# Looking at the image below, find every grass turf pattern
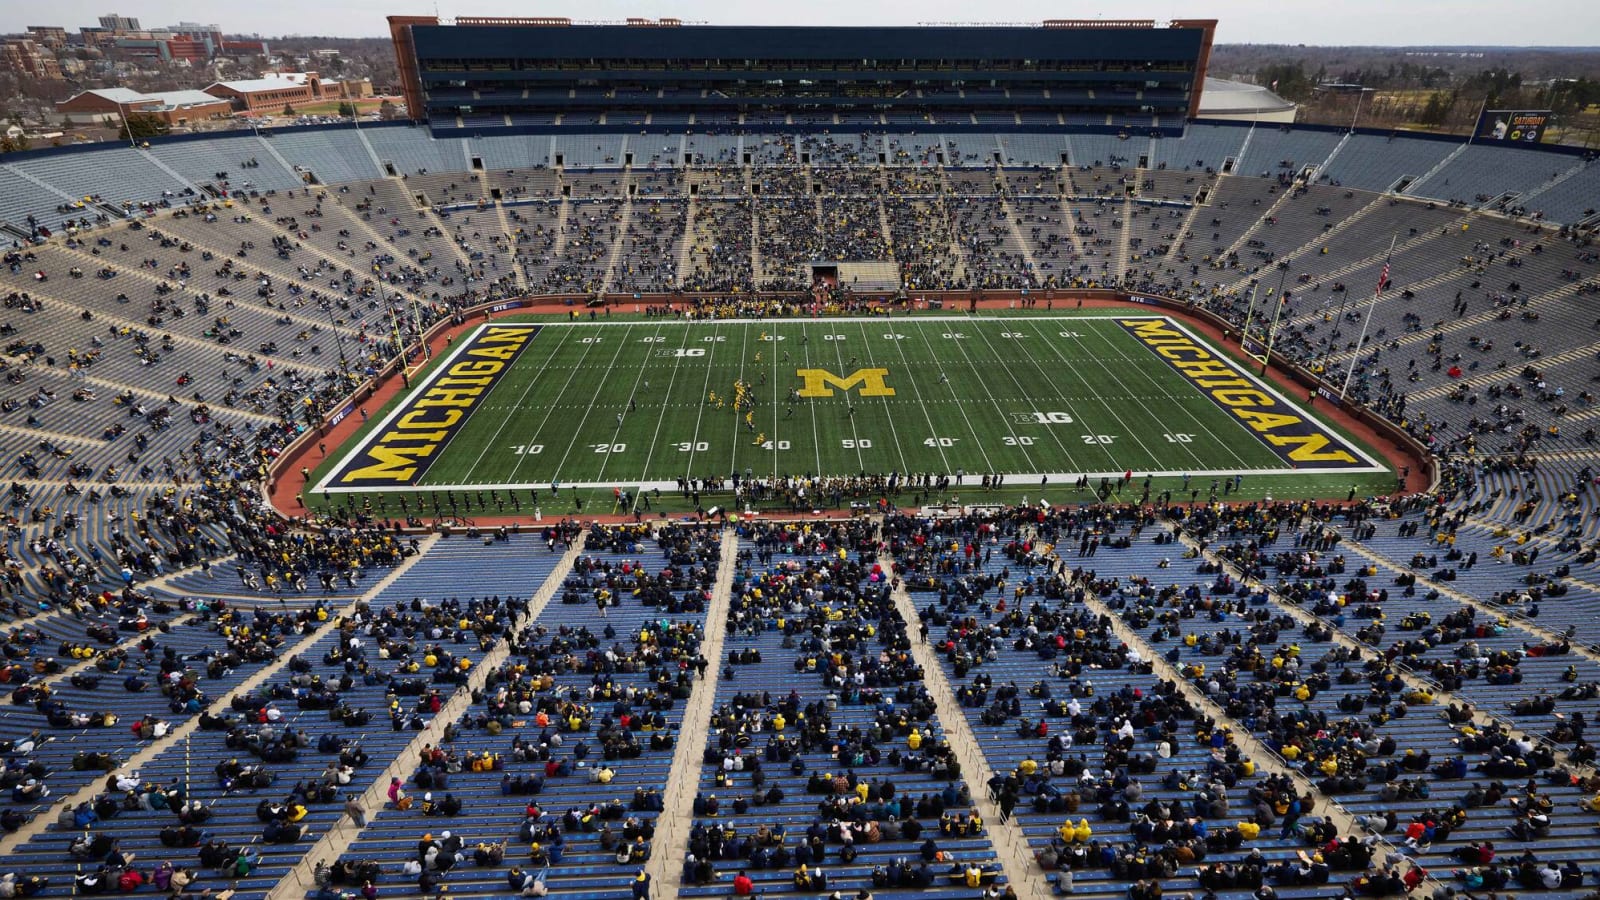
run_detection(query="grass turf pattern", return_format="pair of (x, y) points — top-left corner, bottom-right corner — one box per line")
(314, 314), (1390, 512)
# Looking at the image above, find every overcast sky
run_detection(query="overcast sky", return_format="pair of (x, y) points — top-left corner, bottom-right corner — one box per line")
(5, 0), (1597, 46)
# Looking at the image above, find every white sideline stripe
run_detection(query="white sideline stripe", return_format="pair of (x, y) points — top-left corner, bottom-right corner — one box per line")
(314, 464), (1387, 495)
(314, 315), (1388, 495)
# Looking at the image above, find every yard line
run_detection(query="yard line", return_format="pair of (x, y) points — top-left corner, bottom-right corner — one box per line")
(910, 323), (997, 475)
(683, 321), (723, 481)
(545, 323), (639, 487)
(726, 322), (751, 477)
(322, 461), (1350, 496)
(883, 322), (953, 474)
(799, 324), (823, 475)
(458, 326), (580, 486)
(967, 321), (1107, 470)
(594, 321), (669, 487)
(628, 324), (697, 506)
(829, 327), (866, 471)
(951, 322), (1054, 473)
(857, 318), (908, 474)
(1015, 319), (1163, 469)
(769, 326), (781, 486)
(1077, 321), (1253, 470)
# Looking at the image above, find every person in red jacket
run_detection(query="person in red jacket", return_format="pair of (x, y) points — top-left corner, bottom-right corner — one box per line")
(733, 871), (754, 896)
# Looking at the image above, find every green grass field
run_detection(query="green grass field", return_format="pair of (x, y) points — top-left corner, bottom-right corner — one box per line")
(310, 313), (1394, 516)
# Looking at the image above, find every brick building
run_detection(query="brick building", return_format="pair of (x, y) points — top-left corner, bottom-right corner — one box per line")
(204, 71), (367, 114)
(56, 87), (233, 126)
(1, 38), (63, 80)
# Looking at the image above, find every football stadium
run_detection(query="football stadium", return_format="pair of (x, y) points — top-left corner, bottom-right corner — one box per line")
(0, 13), (1595, 900)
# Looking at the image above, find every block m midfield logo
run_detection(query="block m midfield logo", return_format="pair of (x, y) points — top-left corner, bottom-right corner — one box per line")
(794, 367), (896, 398)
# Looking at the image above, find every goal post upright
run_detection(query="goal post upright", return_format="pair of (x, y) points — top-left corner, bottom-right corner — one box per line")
(1238, 279), (1266, 364)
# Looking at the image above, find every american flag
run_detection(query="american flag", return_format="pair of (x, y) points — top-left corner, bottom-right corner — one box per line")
(1375, 261), (1391, 293)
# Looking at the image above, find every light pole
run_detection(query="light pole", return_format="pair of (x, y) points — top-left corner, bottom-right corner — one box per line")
(321, 299), (349, 372)
(116, 100), (137, 149)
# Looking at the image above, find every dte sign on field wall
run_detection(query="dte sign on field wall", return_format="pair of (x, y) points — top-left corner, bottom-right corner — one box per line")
(328, 325), (541, 487)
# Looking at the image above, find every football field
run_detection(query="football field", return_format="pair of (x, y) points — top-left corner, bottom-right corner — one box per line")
(313, 314), (1391, 511)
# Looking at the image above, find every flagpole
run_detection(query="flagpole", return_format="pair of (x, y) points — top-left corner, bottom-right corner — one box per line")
(1340, 234), (1397, 401)
(1467, 96), (1489, 146)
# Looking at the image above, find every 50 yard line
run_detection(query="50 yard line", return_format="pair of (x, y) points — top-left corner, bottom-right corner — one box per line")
(830, 325), (866, 471)
(770, 324), (780, 487)
(852, 320), (909, 476)
(800, 325), (823, 476)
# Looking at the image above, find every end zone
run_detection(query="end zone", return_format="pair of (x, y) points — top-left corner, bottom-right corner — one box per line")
(1116, 316), (1383, 474)
(317, 324), (541, 492)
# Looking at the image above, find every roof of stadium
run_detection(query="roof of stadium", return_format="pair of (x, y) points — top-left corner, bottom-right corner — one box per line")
(58, 87), (224, 110)
(1199, 77), (1297, 116)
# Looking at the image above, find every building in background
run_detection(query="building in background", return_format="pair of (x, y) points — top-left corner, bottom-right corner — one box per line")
(97, 14), (141, 32)
(1, 38), (64, 80)
(203, 71), (369, 114)
(56, 86), (234, 125)
(221, 38), (272, 57)
(25, 26), (70, 50)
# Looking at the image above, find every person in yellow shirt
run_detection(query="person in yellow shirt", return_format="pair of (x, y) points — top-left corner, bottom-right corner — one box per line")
(1237, 821), (1260, 840)
(1072, 819), (1091, 843)
(907, 729), (922, 751)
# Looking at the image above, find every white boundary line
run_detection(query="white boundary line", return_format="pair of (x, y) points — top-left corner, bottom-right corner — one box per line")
(314, 315), (1388, 494)
(313, 466), (1372, 496)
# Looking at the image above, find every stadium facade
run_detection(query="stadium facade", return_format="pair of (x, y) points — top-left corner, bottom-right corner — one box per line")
(387, 16), (1217, 136)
